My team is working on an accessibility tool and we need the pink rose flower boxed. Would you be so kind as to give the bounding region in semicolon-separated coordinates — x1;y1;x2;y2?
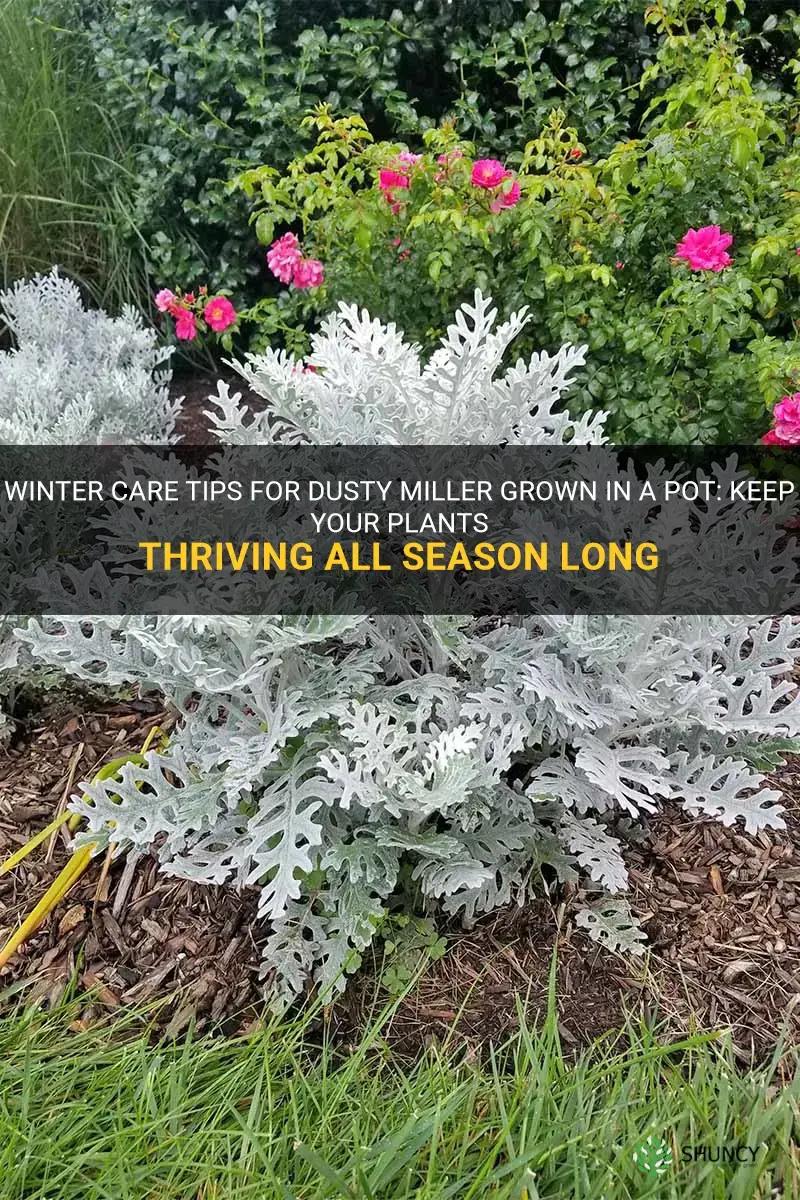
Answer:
173;307;197;341
292;258;324;289
378;167;411;208
674;225;734;272
267;232;302;283
377;154;420;205
773;392;800;423
762;429;788;445
615;261;624;270
379;168;410;192
203;295;237;332
154;288;174;312
770;392;800;443
490;176;521;212
500;178;521;207
471;159;508;189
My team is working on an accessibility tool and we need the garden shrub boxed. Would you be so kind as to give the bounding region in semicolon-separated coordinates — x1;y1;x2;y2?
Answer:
0;270;180;444
235;1;800;442
20;294;800;1008
77;0;795;328
0;269;181;737
79;0;654;300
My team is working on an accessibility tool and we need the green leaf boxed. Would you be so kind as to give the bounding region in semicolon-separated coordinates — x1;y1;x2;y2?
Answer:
254;212;275;247
354;223;372;251
731;133;751;169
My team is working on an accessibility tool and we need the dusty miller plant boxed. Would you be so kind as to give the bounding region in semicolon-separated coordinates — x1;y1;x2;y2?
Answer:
20;293;800;1007
0;269;180;445
0;269;181;739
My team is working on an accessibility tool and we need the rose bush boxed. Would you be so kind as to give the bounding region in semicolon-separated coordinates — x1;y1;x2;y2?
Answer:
153;285;238;347
72;0;661;303
51;0;793;322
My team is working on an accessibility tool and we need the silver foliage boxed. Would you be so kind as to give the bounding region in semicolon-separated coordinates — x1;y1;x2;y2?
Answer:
574;898;648;956
0;268;182;736
0;269;181;444
19;293;800;1001
208;291;603;445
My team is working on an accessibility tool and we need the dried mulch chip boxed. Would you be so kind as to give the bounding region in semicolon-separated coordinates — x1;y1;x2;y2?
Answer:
628;786;800;1060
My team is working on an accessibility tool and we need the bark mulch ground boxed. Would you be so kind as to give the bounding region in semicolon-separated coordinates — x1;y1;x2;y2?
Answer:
1;695;799;1059
628;788;800;1061
0;699;266;1037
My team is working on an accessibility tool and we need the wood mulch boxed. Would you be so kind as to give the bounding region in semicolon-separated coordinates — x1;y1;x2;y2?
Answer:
0;699;266;1037
627;788;800;1060
1;693;799;1059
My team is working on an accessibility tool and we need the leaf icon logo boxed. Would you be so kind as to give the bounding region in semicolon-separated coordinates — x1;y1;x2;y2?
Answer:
632;1134;673;1175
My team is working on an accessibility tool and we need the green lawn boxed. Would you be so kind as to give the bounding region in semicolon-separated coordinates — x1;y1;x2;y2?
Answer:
1;979;798;1200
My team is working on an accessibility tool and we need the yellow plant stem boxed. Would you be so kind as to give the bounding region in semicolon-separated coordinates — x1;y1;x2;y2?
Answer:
0;811;71;877
0;844;93;969
0;723;167;969
141;724;165;754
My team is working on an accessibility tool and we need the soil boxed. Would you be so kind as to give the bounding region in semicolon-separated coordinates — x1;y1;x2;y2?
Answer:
335;903;635;1061
1;693;799;1059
